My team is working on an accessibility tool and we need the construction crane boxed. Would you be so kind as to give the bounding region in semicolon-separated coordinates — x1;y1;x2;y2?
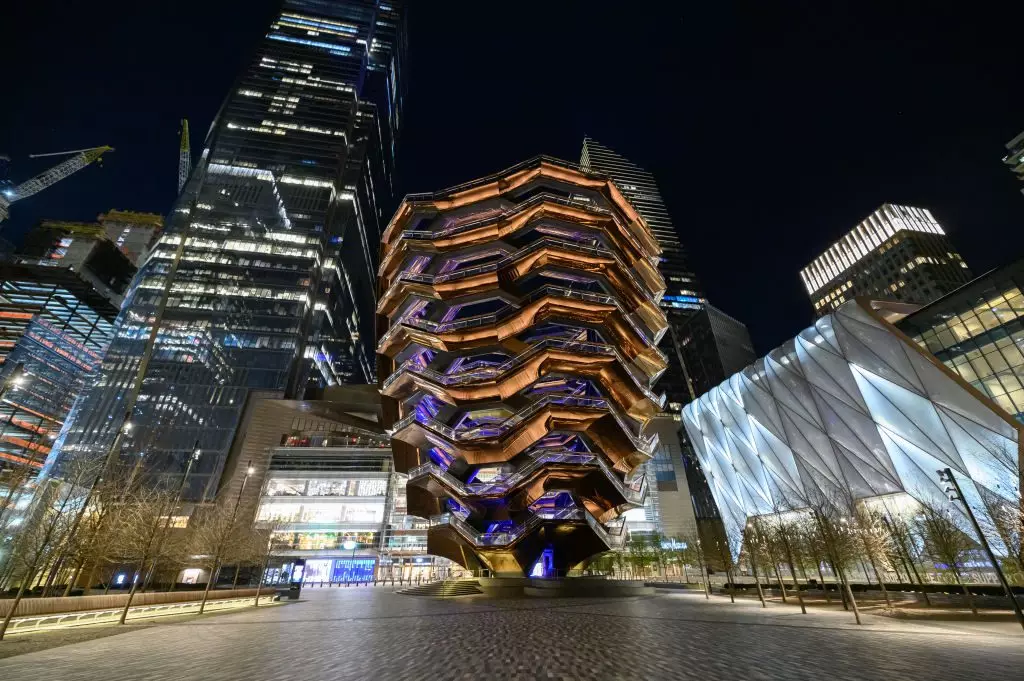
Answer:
0;145;113;225
178;119;191;194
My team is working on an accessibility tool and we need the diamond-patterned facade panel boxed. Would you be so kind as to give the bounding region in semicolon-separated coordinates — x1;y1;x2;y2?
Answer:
682;299;1023;557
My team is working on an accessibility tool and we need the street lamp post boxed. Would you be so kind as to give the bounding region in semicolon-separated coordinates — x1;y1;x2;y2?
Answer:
938;468;1024;633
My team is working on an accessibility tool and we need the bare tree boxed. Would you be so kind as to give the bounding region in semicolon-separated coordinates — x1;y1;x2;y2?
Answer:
105;486;179;624
853;505;896;608
0;456;98;640
742;523;768;607
762;513;806;614
988;499;1023;586
916;500;979;616
249;522;285;606
882;510;932;606
804;490;862;624
187;504;251;614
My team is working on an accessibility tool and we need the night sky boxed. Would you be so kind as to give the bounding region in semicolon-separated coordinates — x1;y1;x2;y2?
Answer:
2;1;1023;353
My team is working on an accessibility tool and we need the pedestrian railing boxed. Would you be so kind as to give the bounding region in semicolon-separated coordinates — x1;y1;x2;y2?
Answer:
6;594;278;634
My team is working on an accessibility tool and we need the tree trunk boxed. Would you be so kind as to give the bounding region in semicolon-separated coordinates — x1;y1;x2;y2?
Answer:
773;561;788;603
838;566;862;624
867;555;892;608
232;564;241;590
118;569;143;625
816;562;831;604
199;561;220;614
255;552;272;607
953;569;978;616
62;558;86;597
726;567;736;603
748;550;767;608
0;570;35;640
783;541;807;614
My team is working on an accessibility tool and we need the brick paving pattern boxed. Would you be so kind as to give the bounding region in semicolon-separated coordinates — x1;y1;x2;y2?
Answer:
1;587;1022;680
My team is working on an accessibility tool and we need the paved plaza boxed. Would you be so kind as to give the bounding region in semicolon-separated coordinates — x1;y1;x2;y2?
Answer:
1;586;1023;679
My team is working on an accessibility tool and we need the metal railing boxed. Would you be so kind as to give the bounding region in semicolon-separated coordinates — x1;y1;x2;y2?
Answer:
430;505;626;550
390;392;658;455
380;284;669;364
408;448;646;506
396;187;658;260
380;236;664;304
382;337;665;408
430;506;583;547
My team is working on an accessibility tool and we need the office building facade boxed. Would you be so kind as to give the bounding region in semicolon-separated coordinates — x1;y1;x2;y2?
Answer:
221;387;444;584
0;262;123;471
580;138;704;411
378;156;664;576
801;204;973;317
673;302;756;403
52;1;406;499
682;297;1022;557
897;257;1024;424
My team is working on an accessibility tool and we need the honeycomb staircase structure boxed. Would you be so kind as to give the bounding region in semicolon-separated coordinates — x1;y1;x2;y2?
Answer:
378;157;667;577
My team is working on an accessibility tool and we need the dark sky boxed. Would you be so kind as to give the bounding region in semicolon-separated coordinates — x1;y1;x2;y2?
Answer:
2;1;1023;353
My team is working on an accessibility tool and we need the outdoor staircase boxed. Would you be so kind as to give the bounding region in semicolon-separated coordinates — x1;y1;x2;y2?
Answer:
399;579;483;598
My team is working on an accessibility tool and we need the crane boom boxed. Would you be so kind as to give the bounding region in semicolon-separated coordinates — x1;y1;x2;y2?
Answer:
0;145;112;224
178;120;191;194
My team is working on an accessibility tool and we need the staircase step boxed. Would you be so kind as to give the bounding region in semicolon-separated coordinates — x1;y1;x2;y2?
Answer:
399;580;483;597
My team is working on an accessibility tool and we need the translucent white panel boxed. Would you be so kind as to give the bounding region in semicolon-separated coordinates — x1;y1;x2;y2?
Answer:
833;314;922;394
813;391;900;485
777;407;843;486
813;315;843;354
903;347;1018;440
750;417;801;492
938;408;1018;501
796;335;867;412
850;364;964;471
739;373;787;441
765;351;822;427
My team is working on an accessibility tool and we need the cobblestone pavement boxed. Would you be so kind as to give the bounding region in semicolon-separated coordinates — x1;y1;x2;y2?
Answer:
1;586;1022;680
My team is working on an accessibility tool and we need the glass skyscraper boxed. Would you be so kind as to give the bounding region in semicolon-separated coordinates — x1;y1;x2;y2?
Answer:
52;0;406;500
579;138;704;411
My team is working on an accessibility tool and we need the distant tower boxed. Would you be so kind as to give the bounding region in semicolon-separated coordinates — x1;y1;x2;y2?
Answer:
177;119;191;194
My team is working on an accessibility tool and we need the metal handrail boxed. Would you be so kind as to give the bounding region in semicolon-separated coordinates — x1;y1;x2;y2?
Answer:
390;392;657;455
382;284;668;362
396;188;658;261
430;506;583;547
382;337;665;408
380;236;664;304
409;448;647;506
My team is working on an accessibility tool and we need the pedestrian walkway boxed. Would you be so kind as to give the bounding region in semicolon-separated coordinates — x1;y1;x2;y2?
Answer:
0;587;1021;679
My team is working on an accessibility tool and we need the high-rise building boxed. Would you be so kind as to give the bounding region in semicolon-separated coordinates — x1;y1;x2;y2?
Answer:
896;257;1024;423
580;138;704;411
1004;130;1024;194
801;204;973;318
0;261;124;471
19;219;138;304
378;156;664;576
673;302;756;403
96;210;164;266
52;1;407;500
